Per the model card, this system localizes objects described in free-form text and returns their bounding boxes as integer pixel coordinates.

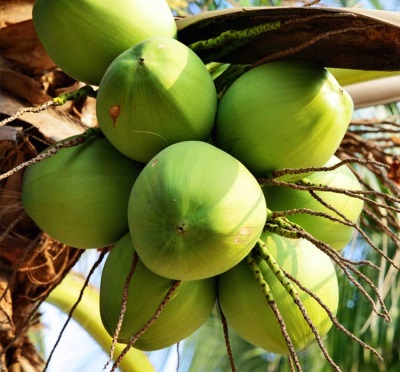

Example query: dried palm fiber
[0,3,94,370]
[0,125,83,371]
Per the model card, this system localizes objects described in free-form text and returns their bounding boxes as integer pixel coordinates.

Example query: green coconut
[214,60,354,181]
[96,36,218,163]
[33,0,177,85]
[218,232,339,355]
[128,141,267,280]
[100,232,216,350]
[22,135,143,249]
[263,156,364,250]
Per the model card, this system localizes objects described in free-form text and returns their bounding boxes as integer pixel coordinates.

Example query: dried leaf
[177,7,400,71]
[0,0,35,29]
[0,57,52,105]
[388,158,400,185]
[0,90,87,143]
[0,19,56,75]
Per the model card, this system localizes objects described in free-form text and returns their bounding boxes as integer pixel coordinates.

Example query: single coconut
[96,36,218,163]
[33,0,177,85]
[214,60,354,181]
[128,141,267,280]
[100,232,216,350]
[219,232,339,354]
[22,135,143,248]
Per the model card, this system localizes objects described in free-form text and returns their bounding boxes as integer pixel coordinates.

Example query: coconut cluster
[23,0,362,355]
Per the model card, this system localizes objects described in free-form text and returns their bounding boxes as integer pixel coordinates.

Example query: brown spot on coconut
[109,105,121,128]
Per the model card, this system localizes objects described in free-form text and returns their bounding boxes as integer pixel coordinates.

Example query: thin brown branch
[0,211,26,244]
[218,301,236,372]
[283,270,384,362]
[110,280,181,372]
[0,101,56,128]
[43,251,107,372]
[262,179,400,213]
[307,190,399,270]
[270,157,390,179]
[246,253,302,371]
[104,252,139,371]
[270,207,393,270]
[293,293,341,371]
[0,128,100,182]
[296,229,390,321]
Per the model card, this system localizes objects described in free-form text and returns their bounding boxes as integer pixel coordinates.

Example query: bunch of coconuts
[21,0,363,355]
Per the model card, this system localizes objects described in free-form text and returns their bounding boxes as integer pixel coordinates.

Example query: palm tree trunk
[0,3,87,369]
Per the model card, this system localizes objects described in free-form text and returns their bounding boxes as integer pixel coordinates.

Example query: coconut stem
[53,85,97,105]
[256,239,341,371]
[287,354,296,372]
[263,216,391,321]
[175,342,181,372]
[0,128,101,182]
[268,157,389,179]
[214,64,249,98]
[0,101,55,128]
[262,156,400,269]
[218,300,236,372]
[104,252,139,371]
[256,239,297,298]
[363,207,400,245]
[0,86,96,127]
[262,178,400,214]
[338,118,400,198]
[296,229,391,322]
[246,253,302,371]
[110,280,181,372]
[270,205,396,271]
[307,190,399,270]
[188,21,280,64]
[283,269,384,362]
[264,214,373,267]
[264,212,303,239]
